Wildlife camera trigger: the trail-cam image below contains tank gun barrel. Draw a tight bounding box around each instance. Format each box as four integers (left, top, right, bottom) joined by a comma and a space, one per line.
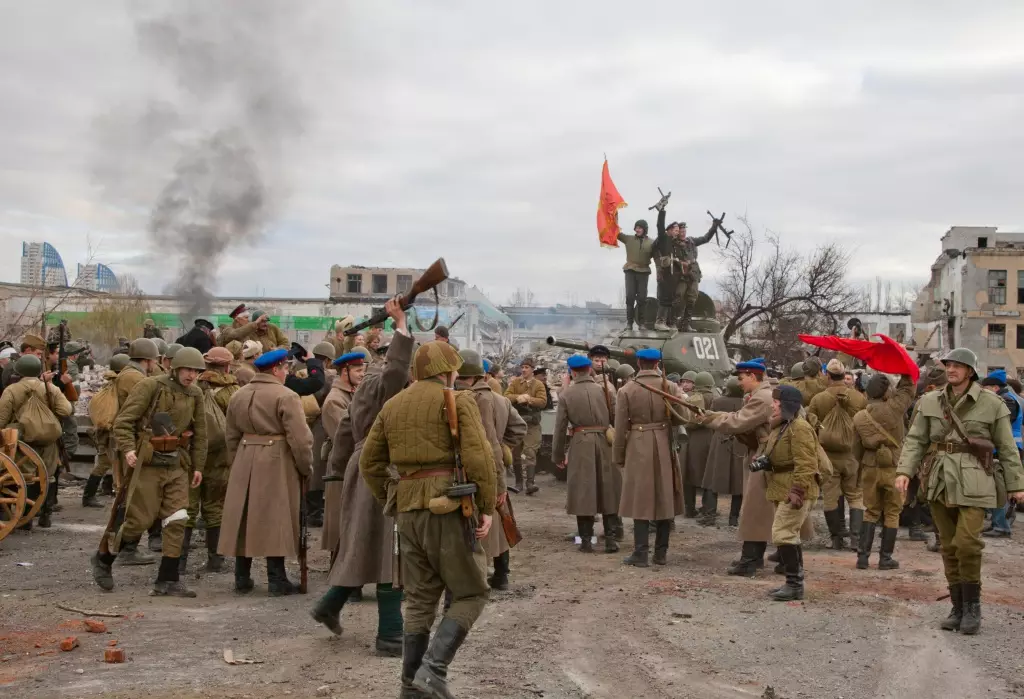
545, 336, 635, 360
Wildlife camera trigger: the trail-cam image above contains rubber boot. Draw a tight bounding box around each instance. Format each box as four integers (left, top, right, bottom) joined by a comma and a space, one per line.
623, 520, 649, 567
401, 633, 431, 699
960, 582, 982, 635
117, 538, 155, 565
310, 586, 350, 635
178, 527, 193, 575
577, 516, 595, 553
940, 583, 963, 631
652, 520, 671, 565
856, 521, 876, 570
848, 508, 864, 552
824, 508, 845, 550
683, 485, 697, 519
878, 527, 900, 570
267, 556, 298, 596
148, 520, 163, 553
151, 556, 196, 598
525, 463, 539, 495
205, 526, 225, 573
411, 617, 468, 699
769, 544, 804, 601
82, 475, 103, 508
100, 474, 115, 496
235, 556, 254, 593
488, 551, 509, 590
91, 551, 115, 591
728, 541, 766, 576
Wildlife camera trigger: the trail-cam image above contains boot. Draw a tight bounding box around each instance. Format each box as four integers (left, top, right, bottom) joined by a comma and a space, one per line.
676, 308, 692, 332
91, 551, 115, 591
907, 504, 928, 541
768, 544, 804, 601
824, 508, 845, 550
267, 556, 298, 596
525, 464, 539, 495
488, 552, 509, 590
654, 306, 671, 332
310, 586, 349, 635
927, 531, 942, 552
960, 583, 981, 635
940, 583, 963, 631
652, 520, 671, 565
513, 462, 524, 492
728, 495, 742, 527
117, 539, 155, 566
623, 520, 649, 567
604, 513, 624, 542
350, 587, 364, 602
82, 475, 103, 508
235, 556, 254, 593
856, 521, 876, 570
401, 633, 431, 699
100, 474, 114, 496
847, 508, 864, 552
148, 520, 163, 553
37, 487, 54, 528
151, 555, 196, 597
577, 517, 594, 553
205, 526, 226, 573
375, 583, 404, 657
178, 527, 193, 575
837, 497, 850, 538
683, 485, 697, 519
698, 489, 718, 527
727, 541, 766, 577
411, 617, 468, 699
878, 527, 900, 570
603, 522, 620, 554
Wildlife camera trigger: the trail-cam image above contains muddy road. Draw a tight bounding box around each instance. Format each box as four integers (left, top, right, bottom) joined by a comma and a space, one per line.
4, 474, 1024, 699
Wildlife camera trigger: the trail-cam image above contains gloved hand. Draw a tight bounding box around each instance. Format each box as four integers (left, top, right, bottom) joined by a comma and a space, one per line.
786, 484, 806, 509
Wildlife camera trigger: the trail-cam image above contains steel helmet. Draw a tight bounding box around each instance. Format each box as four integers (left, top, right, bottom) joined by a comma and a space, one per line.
458, 349, 485, 377
154, 338, 169, 356
109, 354, 131, 373
725, 376, 743, 397
165, 343, 184, 359
171, 347, 206, 371
312, 342, 336, 361
412, 341, 463, 381
940, 347, 979, 378
694, 371, 715, 389
681, 370, 698, 383
615, 363, 635, 381
14, 354, 42, 378
790, 362, 804, 380
129, 338, 159, 360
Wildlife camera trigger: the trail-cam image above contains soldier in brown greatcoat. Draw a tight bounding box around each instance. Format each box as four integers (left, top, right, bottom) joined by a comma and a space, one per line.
589, 344, 625, 541
700, 377, 748, 527
684, 371, 715, 521
504, 357, 548, 494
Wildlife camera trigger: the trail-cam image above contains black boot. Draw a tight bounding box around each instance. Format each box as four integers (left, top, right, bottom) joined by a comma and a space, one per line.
18, 483, 39, 530
769, 544, 804, 601
767, 548, 781, 563
148, 520, 163, 553
178, 527, 193, 575
907, 504, 927, 541
411, 618, 468, 699
37, 486, 54, 528
235, 556, 254, 593
878, 527, 899, 570
117, 538, 155, 566
848, 508, 864, 552
577, 517, 595, 553
82, 475, 103, 508
727, 541, 766, 577
683, 485, 697, 519
91, 551, 115, 591
960, 583, 981, 635
728, 495, 742, 527
676, 308, 692, 332
100, 474, 115, 496
652, 520, 671, 565
310, 586, 350, 636
513, 461, 524, 492
151, 556, 196, 597
856, 521, 876, 570
698, 489, 718, 527
623, 520, 649, 567
267, 556, 298, 596
603, 514, 624, 543
824, 508, 845, 550
205, 526, 225, 573
488, 552, 509, 591
307, 489, 324, 528
401, 633, 431, 698
940, 583, 963, 631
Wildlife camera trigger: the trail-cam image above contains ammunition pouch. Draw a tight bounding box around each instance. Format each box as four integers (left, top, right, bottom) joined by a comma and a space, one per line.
428, 495, 461, 515
965, 438, 995, 475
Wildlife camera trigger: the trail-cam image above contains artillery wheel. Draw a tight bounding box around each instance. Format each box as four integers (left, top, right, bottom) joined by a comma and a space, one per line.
10, 442, 47, 527
0, 453, 27, 543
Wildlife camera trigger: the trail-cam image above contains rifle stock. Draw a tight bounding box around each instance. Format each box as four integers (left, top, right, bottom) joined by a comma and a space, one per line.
343, 258, 450, 336
497, 499, 522, 548
57, 320, 78, 402
443, 386, 478, 552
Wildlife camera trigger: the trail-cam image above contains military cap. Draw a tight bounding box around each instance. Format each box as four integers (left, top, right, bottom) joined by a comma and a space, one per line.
434, 326, 450, 340
225, 340, 242, 359
312, 342, 336, 361
204, 347, 233, 366
129, 338, 159, 360
667, 372, 681, 382
195, 318, 215, 331
802, 356, 822, 378
333, 351, 367, 368
734, 357, 766, 374
636, 348, 661, 361
725, 376, 743, 397
335, 315, 355, 333
681, 370, 698, 382
825, 358, 846, 376
21, 334, 45, 351
252, 309, 267, 322
171, 347, 206, 371
15, 354, 42, 378
458, 349, 485, 377
566, 354, 591, 370
695, 371, 715, 389
65, 341, 84, 355
587, 344, 610, 358
866, 373, 891, 399
521, 356, 536, 368
533, 365, 548, 375
289, 342, 308, 361
482, 358, 492, 374
109, 354, 131, 373
228, 304, 248, 320
242, 340, 263, 359
413, 341, 463, 381
254, 348, 289, 370
773, 384, 803, 418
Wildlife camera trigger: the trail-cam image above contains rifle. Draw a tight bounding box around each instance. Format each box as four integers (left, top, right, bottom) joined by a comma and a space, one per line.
497, 497, 522, 548
632, 379, 706, 415
56, 320, 78, 403
661, 368, 684, 496
299, 476, 309, 593
442, 386, 479, 552
447, 311, 466, 332
648, 187, 671, 211
344, 258, 450, 336
706, 211, 734, 248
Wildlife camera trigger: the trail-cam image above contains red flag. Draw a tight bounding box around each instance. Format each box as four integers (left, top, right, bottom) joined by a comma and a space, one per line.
597, 159, 626, 247
798, 333, 920, 383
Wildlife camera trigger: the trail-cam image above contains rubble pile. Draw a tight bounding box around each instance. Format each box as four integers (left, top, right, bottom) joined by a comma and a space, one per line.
74, 366, 110, 414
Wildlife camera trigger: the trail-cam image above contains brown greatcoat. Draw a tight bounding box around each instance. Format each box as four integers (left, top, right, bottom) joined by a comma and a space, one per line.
325, 331, 414, 587
308, 371, 336, 492
553, 374, 620, 516
319, 379, 353, 552
681, 388, 713, 488
613, 369, 685, 521
701, 393, 747, 495
218, 374, 314, 558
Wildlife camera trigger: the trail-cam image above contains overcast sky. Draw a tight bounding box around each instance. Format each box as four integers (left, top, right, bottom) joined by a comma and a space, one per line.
2, 2, 1024, 306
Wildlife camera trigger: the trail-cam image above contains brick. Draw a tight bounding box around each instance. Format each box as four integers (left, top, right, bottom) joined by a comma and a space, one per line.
103, 648, 126, 664
59, 637, 79, 652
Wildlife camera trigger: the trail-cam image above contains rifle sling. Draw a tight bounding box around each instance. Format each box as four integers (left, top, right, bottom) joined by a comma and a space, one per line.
862, 410, 901, 451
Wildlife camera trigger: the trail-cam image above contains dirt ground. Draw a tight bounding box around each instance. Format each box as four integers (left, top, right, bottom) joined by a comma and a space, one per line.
4, 475, 1024, 699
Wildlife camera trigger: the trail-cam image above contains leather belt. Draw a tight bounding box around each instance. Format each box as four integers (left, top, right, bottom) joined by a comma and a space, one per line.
150, 431, 194, 453
400, 468, 454, 481
631, 422, 668, 432
241, 433, 285, 447
934, 441, 971, 455
771, 463, 794, 473
571, 426, 606, 436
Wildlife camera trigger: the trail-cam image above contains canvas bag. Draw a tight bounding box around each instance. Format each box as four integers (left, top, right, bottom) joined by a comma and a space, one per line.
818, 391, 856, 452
17, 384, 63, 444
88, 382, 119, 430
203, 387, 228, 451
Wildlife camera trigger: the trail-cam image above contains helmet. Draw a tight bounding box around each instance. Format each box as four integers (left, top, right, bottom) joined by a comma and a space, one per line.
225, 340, 242, 359
666, 373, 681, 383
165, 343, 184, 360
313, 342, 336, 361
171, 347, 206, 371
607, 358, 620, 371
14, 354, 42, 378
615, 363, 635, 381
695, 372, 715, 389
940, 348, 979, 377
458, 349, 485, 377
65, 341, 85, 355
203, 347, 234, 366
109, 354, 131, 373
154, 338, 169, 356
790, 362, 804, 380
129, 338, 159, 360
725, 376, 743, 397
802, 356, 822, 378
413, 341, 463, 381
681, 370, 698, 383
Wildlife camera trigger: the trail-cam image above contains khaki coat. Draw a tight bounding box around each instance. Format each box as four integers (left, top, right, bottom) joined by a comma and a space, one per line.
320, 380, 353, 552
682, 389, 713, 488
701, 394, 747, 494
553, 374, 620, 516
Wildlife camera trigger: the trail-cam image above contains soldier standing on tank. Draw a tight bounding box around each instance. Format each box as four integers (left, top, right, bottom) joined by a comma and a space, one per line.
652, 202, 716, 332
553, 354, 620, 554
505, 357, 547, 494
700, 377, 748, 528
82, 354, 132, 508
617, 218, 656, 331
91, 347, 208, 597
896, 348, 1024, 635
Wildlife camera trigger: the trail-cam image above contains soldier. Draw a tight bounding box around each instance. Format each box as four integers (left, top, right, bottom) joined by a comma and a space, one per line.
905, 365, 948, 550
143, 318, 164, 339
504, 357, 547, 494
434, 325, 450, 344
685, 372, 716, 521
679, 370, 697, 396
895, 348, 1024, 635
90, 347, 208, 596
310, 299, 411, 652
218, 348, 313, 595
225, 340, 243, 371
553, 355, 620, 554
456, 349, 526, 588
588, 345, 624, 541
360, 341, 496, 698
652, 205, 716, 332
218, 307, 289, 350
179, 347, 241, 574
484, 359, 504, 395
178, 318, 216, 354
305, 342, 338, 529
700, 377, 747, 528
326, 316, 356, 358
809, 358, 867, 550
0, 354, 72, 529
979, 369, 1022, 538
82, 353, 131, 508
241, 340, 262, 370
41, 338, 79, 519
794, 357, 825, 406
853, 372, 914, 570
779, 363, 802, 387
617, 218, 656, 330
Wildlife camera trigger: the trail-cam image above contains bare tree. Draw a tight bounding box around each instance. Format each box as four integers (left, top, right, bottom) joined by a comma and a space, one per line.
507, 287, 537, 307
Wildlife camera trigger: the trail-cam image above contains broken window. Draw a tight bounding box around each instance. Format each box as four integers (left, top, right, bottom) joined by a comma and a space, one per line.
988, 323, 1006, 349
396, 274, 412, 294
372, 274, 388, 294
988, 270, 1007, 304
346, 274, 362, 294
1017, 271, 1024, 304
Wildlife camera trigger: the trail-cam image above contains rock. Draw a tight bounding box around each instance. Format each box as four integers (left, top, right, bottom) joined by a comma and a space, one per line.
104, 648, 126, 663
316, 686, 331, 696
671, 612, 692, 619
83, 619, 107, 633
59, 637, 79, 652
74, 669, 85, 675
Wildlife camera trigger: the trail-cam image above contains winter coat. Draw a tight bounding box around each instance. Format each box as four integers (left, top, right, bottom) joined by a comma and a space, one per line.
553, 374, 620, 516
0, 377, 72, 476
320, 380, 353, 553
681, 389, 713, 489
701, 394, 747, 494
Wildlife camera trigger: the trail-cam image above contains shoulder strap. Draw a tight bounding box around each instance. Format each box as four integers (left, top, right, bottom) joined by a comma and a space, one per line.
863, 409, 900, 449
938, 391, 971, 443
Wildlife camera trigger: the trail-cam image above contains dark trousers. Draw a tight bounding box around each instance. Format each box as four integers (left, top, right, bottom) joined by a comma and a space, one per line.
624, 271, 650, 327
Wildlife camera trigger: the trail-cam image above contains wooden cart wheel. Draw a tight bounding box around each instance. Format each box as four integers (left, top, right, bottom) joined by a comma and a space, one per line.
0, 452, 27, 543
10, 442, 47, 527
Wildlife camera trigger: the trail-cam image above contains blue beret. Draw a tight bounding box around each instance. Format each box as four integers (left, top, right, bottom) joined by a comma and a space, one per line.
483, 359, 492, 373
333, 352, 366, 368
253, 348, 288, 369
734, 357, 766, 372
636, 348, 661, 361
566, 354, 592, 370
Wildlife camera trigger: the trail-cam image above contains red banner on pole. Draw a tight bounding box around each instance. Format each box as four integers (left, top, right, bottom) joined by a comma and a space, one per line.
597, 159, 626, 248
798, 333, 920, 383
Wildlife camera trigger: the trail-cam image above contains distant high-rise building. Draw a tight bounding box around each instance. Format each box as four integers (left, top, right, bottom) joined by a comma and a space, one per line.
20, 242, 68, 287
75, 263, 119, 292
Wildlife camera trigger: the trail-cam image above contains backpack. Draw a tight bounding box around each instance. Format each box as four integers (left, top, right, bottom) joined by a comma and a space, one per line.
17, 384, 63, 445
818, 392, 856, 452
301, 394, 322, 425
88, 382, 119, 430
203, 387, 228, 451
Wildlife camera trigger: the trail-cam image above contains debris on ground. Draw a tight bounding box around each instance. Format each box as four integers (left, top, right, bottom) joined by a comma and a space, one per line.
59, 637, 79, 652
103, 648, 126, 664
83, 620, 107, 634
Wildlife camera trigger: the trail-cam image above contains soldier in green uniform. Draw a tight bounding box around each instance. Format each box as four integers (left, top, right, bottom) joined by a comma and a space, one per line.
82, 353, 132, 508
652, 203, 716, 332
896, 348, 1024, 635
219, 308, 289, 350
504, 357, 547, 494
361, 341, 497, 699
617, 219, 656, 330
90, 347, 208, 597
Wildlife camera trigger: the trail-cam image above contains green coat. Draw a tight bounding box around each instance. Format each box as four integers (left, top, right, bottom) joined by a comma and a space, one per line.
761, 417, 820, 503
616, 232, 655, 273
897, 382, 1024, 508
113, 374, 208, 475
